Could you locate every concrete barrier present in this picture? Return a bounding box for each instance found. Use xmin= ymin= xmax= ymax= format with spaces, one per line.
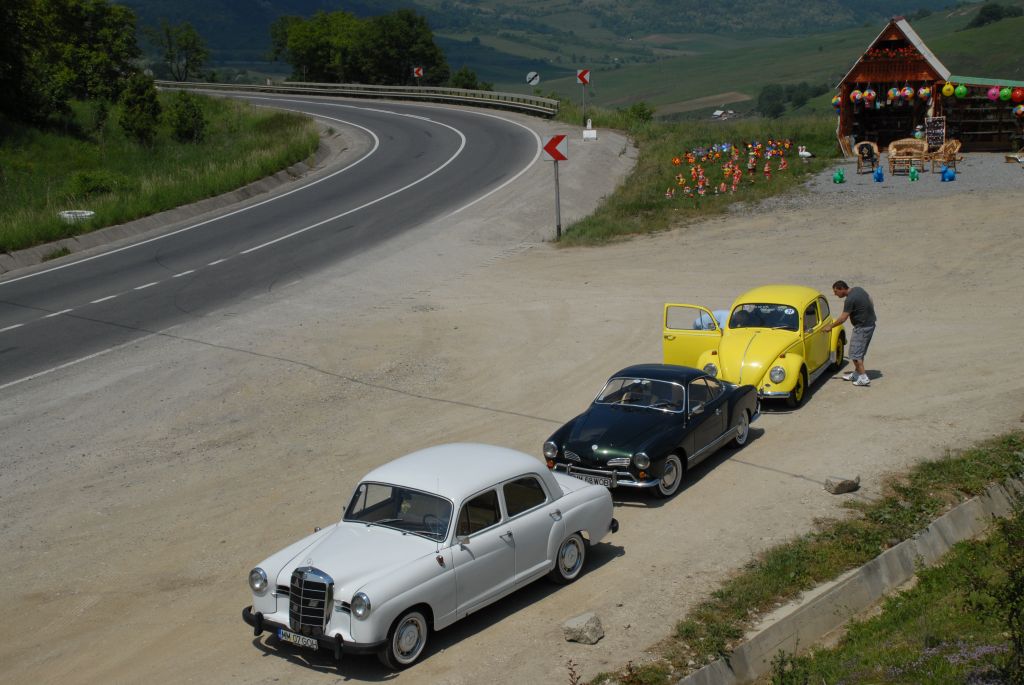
xmin=679 ymin=478 xmax=1024 ymax=685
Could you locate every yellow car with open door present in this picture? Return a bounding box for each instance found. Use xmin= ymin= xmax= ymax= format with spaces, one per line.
xmin=662 ymin=285 xmax=845 ymax=407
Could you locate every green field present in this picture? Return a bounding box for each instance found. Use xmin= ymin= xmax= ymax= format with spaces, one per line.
xmin=0 ymin=96 xmax=318 ymax=254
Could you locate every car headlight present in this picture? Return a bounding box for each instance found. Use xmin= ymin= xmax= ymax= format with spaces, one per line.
xmin=543 ymin=441 xmax=558 ymax=459
xmin=769 ymin=366 xmax=786 ymax=383
xmin=703 ymin=363 xmax=718 ymax=377
xmin=248 ymin=567 xmax=268 ymax=594
xmin=633 ymin=452 xmax=650 ymax=470
xmin=351 ymin=592 xmax=371 ymax=620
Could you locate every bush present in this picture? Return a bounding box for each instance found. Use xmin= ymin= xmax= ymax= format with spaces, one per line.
xmin=167 ymin=91 xmax=207 ymax=143
xmin=964 ymin=2 xmax=1023 ymax=29
xmin=119 ymin=73 xmax=162 ymax=146
xmin=66 ymin=170 xmax=126 ymax=198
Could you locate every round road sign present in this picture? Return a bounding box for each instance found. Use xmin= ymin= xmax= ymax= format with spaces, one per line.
xmin=526 ymin=71 xmax=541 ymax=86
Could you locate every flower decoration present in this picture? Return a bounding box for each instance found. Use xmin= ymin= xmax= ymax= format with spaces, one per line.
xmin=672 ymin=156 xmax=682 ymax=166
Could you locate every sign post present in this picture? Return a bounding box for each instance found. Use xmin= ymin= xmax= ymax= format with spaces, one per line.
xmin=576 ymin=69 xmax=590 ymax=126
xmin=412 ymin=66 xmax=424 ymax=84
xmin=542 ymin=135 xmax=569 ymax=240
xmin=925 ymin=116 xmax=946 ymax=153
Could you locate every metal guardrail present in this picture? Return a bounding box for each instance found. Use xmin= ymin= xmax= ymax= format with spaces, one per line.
xmin=155 ymin=80 xmax=560 ymax=117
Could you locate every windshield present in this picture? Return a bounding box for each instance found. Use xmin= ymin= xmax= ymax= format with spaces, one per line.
xmin=595 ymin=377 xmax=685 ymax=412
xmin=344 ymin=482 xmax=452 ymax=542
xmin=729 ymin=303 xmax=799 ymax=331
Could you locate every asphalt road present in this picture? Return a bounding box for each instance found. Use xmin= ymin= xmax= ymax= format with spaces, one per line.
xmin=0 ymin=95 xmax=540 ymax=388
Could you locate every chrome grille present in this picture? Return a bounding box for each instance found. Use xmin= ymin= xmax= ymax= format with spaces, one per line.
xmin=288 ymin=567 xmax=333 ymax=636
xmin=564 ymin=450 xmax=581 ymax=462
xmin=607 ymin=457 xmax=631 ymax=467
xmin=275 ymin=584 xmax=290 ymax=597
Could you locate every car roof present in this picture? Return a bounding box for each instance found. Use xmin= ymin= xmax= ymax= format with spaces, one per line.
xmin=609 ymin=363 xmax=705 ymax=384
xmin=360 ymin=443 xmax=562 ymax=501
xmin=733 ymin=284 xmax=821 ymax=307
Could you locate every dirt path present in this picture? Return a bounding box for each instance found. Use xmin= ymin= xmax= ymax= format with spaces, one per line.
xmin=1 ymin=115 xmax=1022 ymax=685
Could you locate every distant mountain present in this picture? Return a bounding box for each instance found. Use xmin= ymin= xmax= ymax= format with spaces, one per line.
xmin=117 ymin=0 xmax=961 ymax=63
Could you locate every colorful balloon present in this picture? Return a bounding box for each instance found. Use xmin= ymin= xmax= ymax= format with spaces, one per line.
xmin=850 ymin=89 xmax=863 ymax=103
xmin=831 ymin=95 xmax=842 ymax=111
xmin=942 ymin=82 xmax=955 ymax=97
xmin=863 ymin=88 xmax=877 ymax=103
xmin=888 ymin=87 xmax=901 ymax=101
xmin=1015 ymin=105 xmax=1024 ymax=119
xmin=954 ymin=84 xmax=968 ymax=98
xmin=918 ymin=86 xmax=931 ymax=100
xmin=987 ymin=86 xmax=1000 ymax=101
xmin=999 ymin=87 xmax=1011 ymax=101
xmin=901 ymin=86 xmax=915 ymax=99
xmin=1013 ymin=88 xmax=1024 ymax=103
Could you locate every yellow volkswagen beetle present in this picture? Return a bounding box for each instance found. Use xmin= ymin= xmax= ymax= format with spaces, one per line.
xmin=662 ymin=285 xmax=845 ymax=407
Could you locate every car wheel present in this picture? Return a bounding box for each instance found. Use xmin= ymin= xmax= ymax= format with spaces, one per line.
xmin=832 ymin=334 xmax=846 ymax=371
xmin=732 ymin=410 xmax=750 ymax=446
xmin=378 ymin=609 xmax=429 ymax=670
xmin=654 ymin=454 xmax=684 ymax=498
xmin=549 ymin=533 xmax=587 ymax=584
xmin=785 ymin=368 xmax=807 ymax=408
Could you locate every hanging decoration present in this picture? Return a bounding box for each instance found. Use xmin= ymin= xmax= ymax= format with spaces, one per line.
xmin=901 ymin=85 xmax=915 ymax=100
xmin=942 ymin=82 xmax=955 ymax=97
xmin=1015 ymin=104 xmax=1024 ymax=119
xmin=987 ymin=86 xmax=1000 ymax=101
xmin=918 ymin=86 xmax=931 ymax=101
xmin=850 ymin=89 xmax=863 ymax=104
xmin=1013 ymin=87 xmax=1024 ymax=103
xmin=888 ymin=87 xmax=901 ymax=101
xmin=831 ymin=95 xmax=842 ymax=111
xmin=862 ymin=88 xmax=877 ymax=104
xmin=954 ymin=84 xmax=968 ymax=98
xmin=999 ymin=87 xmax=1011 ymax=101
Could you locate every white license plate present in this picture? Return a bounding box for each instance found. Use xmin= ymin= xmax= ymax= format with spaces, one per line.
xmin=571 ymin=473 xmax=612 ymax=488
xmin=278 ymin=628 xmax=319 ymax=651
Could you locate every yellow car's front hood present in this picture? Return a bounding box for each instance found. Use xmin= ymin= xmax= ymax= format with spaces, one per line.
xmin=719 ymin=329 xmax=795 ymax=385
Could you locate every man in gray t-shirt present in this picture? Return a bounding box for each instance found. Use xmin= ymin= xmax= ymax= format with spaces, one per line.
xmin=824 ymin=280 xmax=876 ymax=386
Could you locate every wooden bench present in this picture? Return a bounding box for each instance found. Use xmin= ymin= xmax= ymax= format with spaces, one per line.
xmin=888 ymin=138 xmax=928 ymax=175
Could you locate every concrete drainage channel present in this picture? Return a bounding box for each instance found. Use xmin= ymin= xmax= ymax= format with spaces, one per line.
xmin=680 ymin=478 xmax=1024 ymax=685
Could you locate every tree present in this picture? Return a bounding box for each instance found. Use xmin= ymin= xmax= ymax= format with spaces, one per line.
xmin=269 ymin=15 xmax=302 ymax=63
xmin=349 ymin=9 xmax=450 ymax=85
xmin=166 ymin=91 xmax=206 ymax=143
xmin=964 ymin=2 xmax=1023 ymax=29
xmin=32 ymin=0 xmax=140 ymax=103
xmin=449 ymin=66 xmax=480 ymax=89
xmin=119 ymin=72 xmax=161 ymax=145
xmin=757 ymin=84 xmax=786 ymax=118
xmin=152 ymin=21 xmax=209 ymax=82
xmin=0 ymin=0 xmax=37 ymax=121
xmin=282 ymin=11 xmax=362 ymax=82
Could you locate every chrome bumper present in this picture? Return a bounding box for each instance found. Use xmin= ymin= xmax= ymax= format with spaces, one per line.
xmin=552 ymin=463 xmax=660 ymax=489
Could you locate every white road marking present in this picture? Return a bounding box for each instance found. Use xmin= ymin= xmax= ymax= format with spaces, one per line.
xmin=173 ymin=270 xmax=195 ymax=278
xmin=207 ymin=259 xmax=227 ymax=266
xmin=91 ymin=295 xmax=117 ymax=303
xmin=44 ymin=309 xmax=73 ymax=318
xmin=0 ymin=331 xmax=166 ymax=391
xmin=134 ymin=282 xmax=159 ymax=290
xmin=0 ymin=323 xmax=24 ymax=333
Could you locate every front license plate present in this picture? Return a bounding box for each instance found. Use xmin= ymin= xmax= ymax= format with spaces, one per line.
xmin=278 ymin=628 xmax=319 ymax=651
xmin=571 ymin=473 xmax=612 ymax=488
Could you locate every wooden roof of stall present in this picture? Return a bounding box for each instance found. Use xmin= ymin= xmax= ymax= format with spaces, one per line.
xmin=840 ymin=18 xmax=951 ymax=85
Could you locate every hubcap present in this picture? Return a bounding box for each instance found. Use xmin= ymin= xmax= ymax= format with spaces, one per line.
xmin=561 ymin=540 xmax=581 ymax=574
xmin=396 ymin=617 xmax=423 ymax=659
xmin=737 ymin=415 xmax=748 ymax=441
xmin=661 ymin=461 xmax=678 ymax=491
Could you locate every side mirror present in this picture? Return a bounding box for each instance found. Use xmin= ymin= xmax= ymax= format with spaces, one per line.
xmin=690 ymin=403 xmax=705 ymax=416
xmin=457 ymin=535 xmax=471 ymax=546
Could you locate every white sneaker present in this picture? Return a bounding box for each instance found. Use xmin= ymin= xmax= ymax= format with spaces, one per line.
xmin=853 ymin=375 xmax=870 ymax=386
xmin=841 ymin=372 xmax=856 ymax=381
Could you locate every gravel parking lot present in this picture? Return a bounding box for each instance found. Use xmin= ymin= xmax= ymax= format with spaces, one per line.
xmin=1 ymin=114 xmax=1022 ymax=685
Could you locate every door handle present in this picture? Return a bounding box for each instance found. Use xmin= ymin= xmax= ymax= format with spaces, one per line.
xmin=664 ymin=334 xmax=675 ymax=341
xmin=715 ymin=408 xmax=721 ymax=415
xmin=549 ymin=509 xmax=563 ymax=521
xmin=500 ymin=530 xmax=514 ymax=541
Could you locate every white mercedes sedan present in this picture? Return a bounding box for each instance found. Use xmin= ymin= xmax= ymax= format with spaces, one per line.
xmin=243 ymin=443 xmax=618 ymax=670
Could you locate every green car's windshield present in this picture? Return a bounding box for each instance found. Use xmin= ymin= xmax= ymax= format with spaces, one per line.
xmin=729 ymin=303 xmax=799 ymax=331
xmin=595 ymin=377 xmax=685 ymax=412
xmin=344 ymin=482 xmax=452 ymax=542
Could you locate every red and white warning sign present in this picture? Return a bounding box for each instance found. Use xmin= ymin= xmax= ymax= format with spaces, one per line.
xmin=576 ymin=69 xmax=590 ymax=85
xmin=412 ymin=66 xmax=424 ymax=78
xmin=542 ymin=134 xmax=568 ymax=162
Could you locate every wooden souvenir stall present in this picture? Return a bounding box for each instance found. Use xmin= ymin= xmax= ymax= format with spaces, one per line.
xmin=835 ymin=18 xmax=1024 ymax=152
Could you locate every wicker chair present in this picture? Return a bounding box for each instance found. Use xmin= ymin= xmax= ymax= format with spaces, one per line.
xmin=930 ymin=139 xmax=963 ymax=172
xmin=854 ymin=141 xmax=880 ymax=174
xmin=888 ymin=138 xmax=928 ymax=175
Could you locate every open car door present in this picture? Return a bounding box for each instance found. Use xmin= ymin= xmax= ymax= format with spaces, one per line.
xmin=663 ymin=303 xmax=723 ymax=368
